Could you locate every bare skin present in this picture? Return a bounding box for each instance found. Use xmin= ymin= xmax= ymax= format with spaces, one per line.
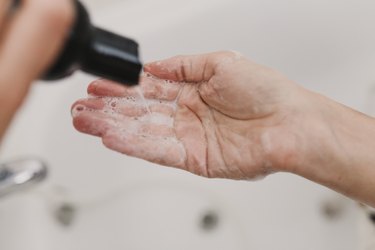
xmin=72 ymin=51 xmax=375 ymax=207
xmin=0 ymin=0 xmax=74 ymax=141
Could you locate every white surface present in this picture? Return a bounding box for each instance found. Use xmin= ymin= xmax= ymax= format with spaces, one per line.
xmin=2 ymin=0 xmax=375 ymax=249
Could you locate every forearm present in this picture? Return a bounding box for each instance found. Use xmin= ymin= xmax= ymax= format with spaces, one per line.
xmin=292 ymin=92 xmax=375 ymax=207
xmin=0 ymin=84 xmax=29 ymax=141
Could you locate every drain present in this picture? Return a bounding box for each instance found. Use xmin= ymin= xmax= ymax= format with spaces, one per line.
xmin=368 ymin=213 xmax=375 ymax=224
xmin=55 ymin=203 xmax=76 ymax=227
xmin=200 ymin=211 xmax=219 ymax=232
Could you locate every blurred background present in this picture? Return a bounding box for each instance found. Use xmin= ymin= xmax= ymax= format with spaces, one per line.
xmin=1 ymin=0 xmax=375 ymax=249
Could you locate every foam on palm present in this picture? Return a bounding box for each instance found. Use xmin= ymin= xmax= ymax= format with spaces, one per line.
xmin=72 ymin=73 xmax=187 ymax=168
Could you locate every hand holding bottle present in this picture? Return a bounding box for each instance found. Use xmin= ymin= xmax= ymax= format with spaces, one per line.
xmin=0 ymin=0 xmax=73 ymax=140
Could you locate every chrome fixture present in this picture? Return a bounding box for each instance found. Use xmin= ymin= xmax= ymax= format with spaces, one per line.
xmin=0 ymin=158 xmax=48 ymax=198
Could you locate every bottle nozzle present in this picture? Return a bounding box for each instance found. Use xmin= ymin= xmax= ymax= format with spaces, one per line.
xmin=81 ymin=27 xmax=142 ymax=85
xmin=42 ymin=0 xmax=142 ymax=86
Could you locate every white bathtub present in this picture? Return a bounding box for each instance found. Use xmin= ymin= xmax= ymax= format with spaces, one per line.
xmin=1 ymin=0 xmax=375 ymax=249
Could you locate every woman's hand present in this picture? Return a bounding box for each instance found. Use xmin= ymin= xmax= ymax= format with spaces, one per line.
xmin=0 ymin=0 xmax=74 ymax=140
xmin=72 ymin=51 xmax=375 ymax=207
xmin=72 ymin=51 xmax=317 ymax=179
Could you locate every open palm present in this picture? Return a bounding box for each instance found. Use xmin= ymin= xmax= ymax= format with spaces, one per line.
xmin=72 ymin=51 xmax=311 ymax=179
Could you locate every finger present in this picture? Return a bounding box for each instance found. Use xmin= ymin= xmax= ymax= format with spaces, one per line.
xmin=89 ymin=75 xmax=183 ymax=102
xmin=0 ymin=0 xmax=74 ymax=106
xmin=72 ymin=98 xmax=106 ymax=111
xmin=72 ymin=97 xmax=146 ymax=117
xmin=113 ymin=102 xmax=175 ymax=118
xmin=87 ymin=79 xmax=136 ymax=97
xmin=72 ymin=109 xmax=117 ymax=137
xmin=72 ymin=107 xmax=140 ymax=137
xmin=73 ymin=97 xmax=175 ymax=117
xmin=143 ymin=52 xmax=236 ymax=83
xmin=102 ymin=130 xmax=186 ymax=169
xmin=140 ymin=74 xmax=182 ymax=101
xmin=73 ymin=102 xmax=176 ymax=137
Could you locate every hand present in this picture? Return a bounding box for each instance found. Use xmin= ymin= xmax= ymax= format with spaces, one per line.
xmin=72 ymin=51 xmax=318 ymax=179
xmin=0 ymin=0 xmax=73 ymax=140
xmin=72 ymin=51 xmax=375 ymax=206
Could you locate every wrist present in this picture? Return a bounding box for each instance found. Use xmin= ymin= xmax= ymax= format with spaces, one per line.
xmin=289 ymin=90 xmax=375 ymax=205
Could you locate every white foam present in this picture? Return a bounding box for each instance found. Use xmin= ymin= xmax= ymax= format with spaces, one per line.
xmin=139 ymin=112 xmax=174 ymax=127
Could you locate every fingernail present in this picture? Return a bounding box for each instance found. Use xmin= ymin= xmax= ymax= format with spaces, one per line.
xmin=71 ymin=104 xmax=85 ymax=117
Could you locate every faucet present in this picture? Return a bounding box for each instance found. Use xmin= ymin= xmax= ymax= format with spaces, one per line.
xmin=0 ymin=158 xmax=48 ymax=198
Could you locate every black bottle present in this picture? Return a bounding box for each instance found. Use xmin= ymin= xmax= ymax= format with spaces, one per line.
xmin=13 ymin=0 xmax=142 ymax=85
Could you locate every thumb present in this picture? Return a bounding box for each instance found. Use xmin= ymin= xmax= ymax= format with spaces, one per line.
xmin=144 ymin=51 xmax=228 ymax=83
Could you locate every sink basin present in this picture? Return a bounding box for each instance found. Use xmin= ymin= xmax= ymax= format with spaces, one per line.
xmin=1 ymin=0 xmax=374 ymax=249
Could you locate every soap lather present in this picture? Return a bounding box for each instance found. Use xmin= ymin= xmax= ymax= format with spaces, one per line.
xmin=13 ymin=0 xmax=142 ymax=86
